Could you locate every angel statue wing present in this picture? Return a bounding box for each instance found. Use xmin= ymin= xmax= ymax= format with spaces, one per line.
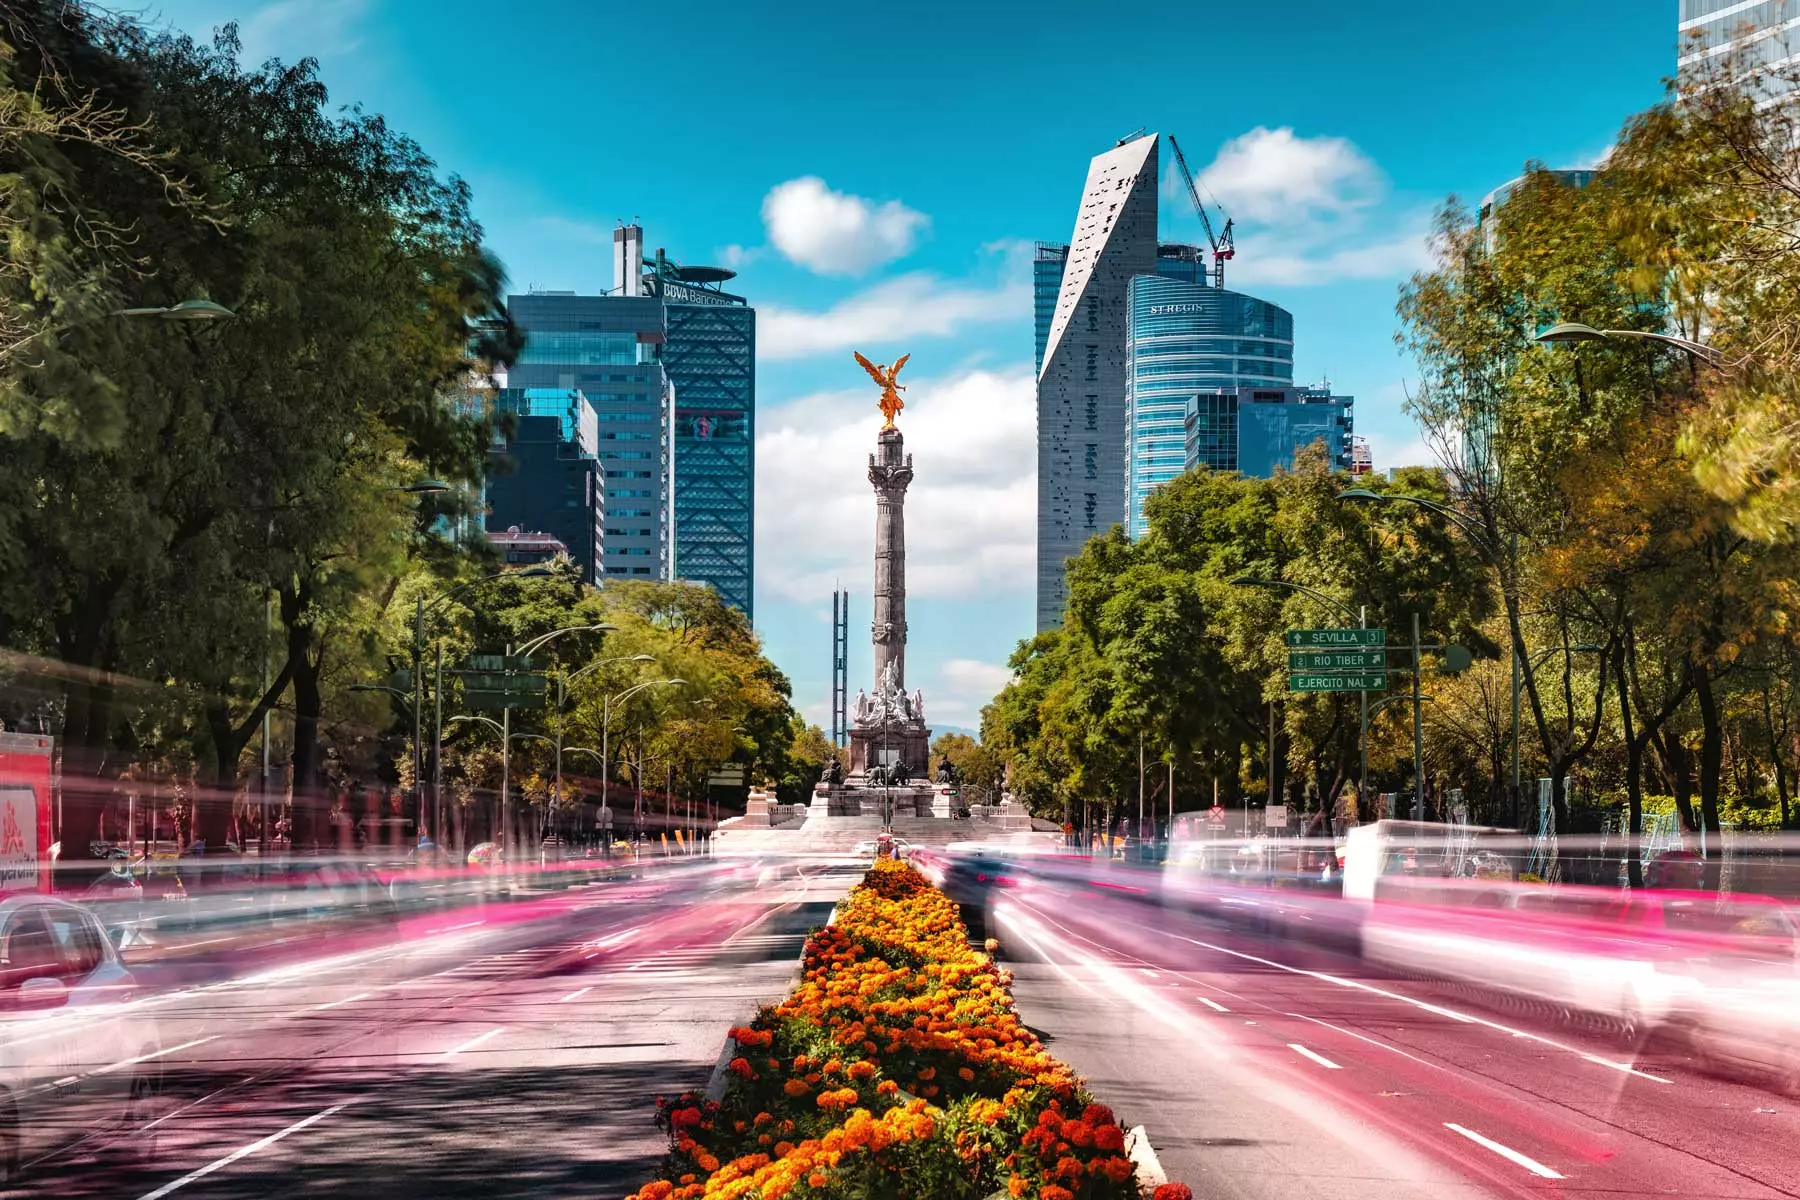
xmin=891 ymin=353 xmax=910 ymax=379
xmin=854 ymin=350 xmax=886 ymax=386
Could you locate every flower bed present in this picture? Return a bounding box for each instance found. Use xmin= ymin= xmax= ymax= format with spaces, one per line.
xmin=627 ymin=858 xmax=1191 ymax=1200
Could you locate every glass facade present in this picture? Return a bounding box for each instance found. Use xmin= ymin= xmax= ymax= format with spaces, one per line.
xmin=486 ymin=388 xmax=605 ymax=583
xmin=655 ymin=286 xmax=756 ymax=620
xmin=1182 ymin=385 xmax=1354 ymax=479
xmin=506 ymin=294 xmax=671 ymax=580
xmin=1680 ymin=1 xmax=1800 ymax=102
xmin=1033 ymin=243 xmax=1068 ymax=375
xmin=1124 ymin=274 xmax=1294 ymax=537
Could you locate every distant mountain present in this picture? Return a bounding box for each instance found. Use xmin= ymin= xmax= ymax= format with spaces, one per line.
xmin=930 ymin=724 xmax=980 ymax=741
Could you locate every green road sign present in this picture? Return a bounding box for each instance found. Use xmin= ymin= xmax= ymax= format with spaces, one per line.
xmin=1288 ymin=672 xmax=1387 ymax=692
xmin=1285 ymin=628 xmax=1385 ymax=648
xmin=1288 ymin=649 xmax=1387 ymax=672
xmin=464 ymin=654 xmax=537 ymax=673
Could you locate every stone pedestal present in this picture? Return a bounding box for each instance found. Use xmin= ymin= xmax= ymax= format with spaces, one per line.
xmin=847 ymin=720 xmax=932 ymax=779
xmin=737 ymin=786 xmax=779 ymax=828
xmin=810 ymin=783 xmax=863 ymax=817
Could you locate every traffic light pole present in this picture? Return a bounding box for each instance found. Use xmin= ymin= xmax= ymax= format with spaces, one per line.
xmin=1413 ymin=612 xmax=1425 ymax=822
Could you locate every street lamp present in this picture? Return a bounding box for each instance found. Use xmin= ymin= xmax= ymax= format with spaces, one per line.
xmin=446 ymin=716 xmax=554 ymax=853
xmin=111 ymin=299 xmax=238 ymax=322
xmin=1337 ymin=488 xmax=1507 ymax=822
xmin=1232 ymin=575 xmax=1370 ymax=822
xmin=1534 ymin=323 xmax=1723 ymax=367
xmin=557 ymin=654 xmax=655 ymax=845
xmin=414 ymin=566 xmax=554 ymax=847
xmin=595 ymin=678 xmax=685 ymax=846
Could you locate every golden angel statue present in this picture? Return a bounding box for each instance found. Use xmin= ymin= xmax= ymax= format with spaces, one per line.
xmin=854 ymin=350 xmax=910 ymax=429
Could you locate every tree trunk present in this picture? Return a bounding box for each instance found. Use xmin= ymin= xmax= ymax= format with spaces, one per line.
xmin=1763 ymin=683 xmax=1791 ymax=830
xmin=1694 ymin=663 xmax=1725 ymax=889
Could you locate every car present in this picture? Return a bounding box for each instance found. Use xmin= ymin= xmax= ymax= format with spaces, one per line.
xmin=0 ymin=895 xmax=162 ymax=1178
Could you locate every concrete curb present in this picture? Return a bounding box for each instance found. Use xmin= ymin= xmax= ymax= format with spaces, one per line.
xmin=706 ymin=900 xmax=839 ymax=1102
xmin=1126 ymin=1124 xmax=1168 ymax=1191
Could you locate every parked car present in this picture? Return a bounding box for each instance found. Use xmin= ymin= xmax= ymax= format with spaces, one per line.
xmin=0 ymin=895 xmax=162 ymax=1178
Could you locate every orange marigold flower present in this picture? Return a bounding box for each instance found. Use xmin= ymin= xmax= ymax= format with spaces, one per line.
xmin=1153 ymin=1186 xmax=1195 ymax=1200
xmin=1094 ymin=1124 xmax=1126 ymax=1152
xmin=808 ymin=1172 xmax=829 ymax=1188
xmin=848 ymin=1060 xmax=875 ymax=1080
xmin=1041 ymin=1187 xmax=1075 ymax=1200
xmin=917 ymin=1067 xmax=936 ymax=1081
xmin=783 ymin=1079 xmax=810 ymax=1098
xmin=1096 ymin=1156 xmax=1136 ymax=1184
xmin=694 ymin=1151 xmax=719 ymax=1173
xmin=876 ymin=1079 xmax=899 ymax=1095
xmin=1008 ymin=1176 xmax=1028 ymax=1198
xmin=1083 ymin=1102 xmax=1115 ymax=1126
xmin=957 ymin=1066 xmax=975 ymax=1082
xmin=774 ymin=1140 xmax=795 ymax=1157
xmin=1055 ymin=1154 xmax=1085 ymax=1179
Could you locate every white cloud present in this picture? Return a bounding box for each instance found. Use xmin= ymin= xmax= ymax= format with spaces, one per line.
xmin=760 ymin=272 xmax=1029 ymax=361
xmin=1196 ymin=127 xmax=1382 ymax=225
xmin=756 ymin=365 xmax=1036 ymax=606
xmin=762 ymin=177 xmax=929 ymax=276
xmin=1227 ymin=219 xmax=1435 ymax=288
xmin=235 ymin=0 xmax=369 ymax=60
xmin=928 ymin=659 xmax=1014 ymax=728
xmin=1164 ymin=127 xmax=1429 ymax=288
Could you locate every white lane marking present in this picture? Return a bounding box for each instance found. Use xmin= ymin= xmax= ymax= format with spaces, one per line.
xmin=312 ymin=992 xmax=372 ymax=1011
xmin=440 ymin=1027 xmax=505 ymax=1059
xmin=1582 ymin=1052 xmax=1671 ymax=1083
xmin=1290 ymin=1013 xmax=1445 ymax=1072
xmin=1288 ymin=1043 xmax=1342 ymax=1069
xmin=1443 ymin=1122 xmax=1565 ymax=1179
xmin=134 ymin=1101 xmax=358 ymax=1199
xmin=96 ymin=1036 xmax=221 ymax=1077
xmin=557 ymin=986 xmax=593 ymax=1004
xmin=1197 ymin=996 xmax=1230 ymax=1013
xmin=1165 ymin=931 xmax=1672 ymax=1084
xmin=1140 ymin=968 xmax=1160 ymax=978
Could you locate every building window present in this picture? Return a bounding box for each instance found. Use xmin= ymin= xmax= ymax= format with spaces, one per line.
xmin=1085 ymin=395 xmax=1098 ymax=432
xmin=1084 ymin=444 xmax=1097 ymax=480
xmin=1085 ymin=346 xmax=1098 ymax=381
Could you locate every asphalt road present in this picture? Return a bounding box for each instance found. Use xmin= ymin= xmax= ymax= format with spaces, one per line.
xmin=8 ymin=859 xmax=852 ymax=1200
xmin=994 ymin=875 xmax=1800 ymax=1200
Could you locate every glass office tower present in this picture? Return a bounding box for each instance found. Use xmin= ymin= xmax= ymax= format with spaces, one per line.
xmin=506 ymin=293 xmax=670 ymax=581
xmin=648 ymin=266 xmax=756 ymax=620
xmin=486 ymin=387 xmax=605 ymax=583
xmin=1679 ymin=1 xmax=1800 ymax=103
xmin=1182 ymin=384 xmax=1353 ymax=478
xmin=1124 ymin=274 xmax=1294 ymax=536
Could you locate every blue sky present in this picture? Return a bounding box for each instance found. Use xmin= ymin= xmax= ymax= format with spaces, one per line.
xmin=148 ymin=0 xmax=1672 ymax=734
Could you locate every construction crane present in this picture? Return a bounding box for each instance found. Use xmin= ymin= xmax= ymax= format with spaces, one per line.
xmin=1167 ymin=134 xmax=1235 ymax=289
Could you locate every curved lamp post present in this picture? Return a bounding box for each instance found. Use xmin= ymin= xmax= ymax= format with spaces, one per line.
xmin=1534 ymin=322 xmax=1722 ymax=368
xmin=599 ymin=679 xmax=685 ymax=842
xmin=1336 ymin=488 xmax=1501 ymax=822
xmin=557 ymin=655 xmax=655 ymax=844
xmin=1232 ymin=576 xmax=1373 ymax=825
xmin=415 ymin=567 xmax=554 ymax=843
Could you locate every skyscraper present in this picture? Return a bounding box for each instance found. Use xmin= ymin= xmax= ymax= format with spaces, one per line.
xmin=1124 ymin=261 xmax=1295 ymax=537
xmin=644 ymin=250 xmax=756 ymax=619
xmin=485 ymin=387 xmax=605 ymax=583
xmin=1679 ymin=1 xmax=1800 ymax=102
xmin=506 ymin=290 xmax=671 ymax=582
xmin=1183 ymin=385 xmax=1353 ymax=478
xmin=1035 ymin=133 xmax=1159 ymax=632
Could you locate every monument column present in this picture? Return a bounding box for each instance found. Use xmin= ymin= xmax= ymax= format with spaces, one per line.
xmin=869 ymin=427 xmax=914 ymax=687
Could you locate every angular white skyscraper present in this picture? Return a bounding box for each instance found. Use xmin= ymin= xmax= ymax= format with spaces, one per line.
xmin=1035 ymin=133 xmax=1159 ymax=632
